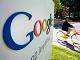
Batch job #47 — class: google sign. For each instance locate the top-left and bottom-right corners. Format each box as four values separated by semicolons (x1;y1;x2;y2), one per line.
3;12;53;50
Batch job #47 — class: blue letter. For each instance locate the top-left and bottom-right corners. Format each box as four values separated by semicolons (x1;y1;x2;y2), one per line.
3;12;33;50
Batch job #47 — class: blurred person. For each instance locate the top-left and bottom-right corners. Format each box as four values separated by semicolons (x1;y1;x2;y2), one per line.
61;19;74;39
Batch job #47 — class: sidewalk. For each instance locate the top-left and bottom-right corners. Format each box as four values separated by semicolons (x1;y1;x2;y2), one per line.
52;26;80;52
52;28;67;48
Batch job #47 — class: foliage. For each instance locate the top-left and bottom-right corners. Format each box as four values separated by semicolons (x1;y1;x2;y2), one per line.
54;0;61;14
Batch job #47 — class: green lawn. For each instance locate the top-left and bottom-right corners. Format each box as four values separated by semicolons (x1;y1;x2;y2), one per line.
52;45;80;60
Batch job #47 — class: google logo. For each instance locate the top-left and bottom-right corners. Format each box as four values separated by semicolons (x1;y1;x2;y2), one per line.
3;12;53;50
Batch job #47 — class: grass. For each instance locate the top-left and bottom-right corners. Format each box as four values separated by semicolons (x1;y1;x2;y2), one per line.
52;45;80;60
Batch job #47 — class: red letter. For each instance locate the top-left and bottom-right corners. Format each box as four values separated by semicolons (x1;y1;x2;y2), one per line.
34;20;42;37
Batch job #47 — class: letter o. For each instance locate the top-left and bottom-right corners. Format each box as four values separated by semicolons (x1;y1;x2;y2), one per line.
42;19;47;32
34;20;42;37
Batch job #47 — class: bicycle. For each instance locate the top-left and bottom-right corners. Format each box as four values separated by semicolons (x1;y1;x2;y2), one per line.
56;28;80;51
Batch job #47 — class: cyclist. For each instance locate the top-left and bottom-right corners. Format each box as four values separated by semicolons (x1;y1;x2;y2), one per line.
61;19;74;39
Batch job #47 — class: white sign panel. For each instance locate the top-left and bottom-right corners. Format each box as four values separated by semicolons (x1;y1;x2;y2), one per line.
0;0;53;60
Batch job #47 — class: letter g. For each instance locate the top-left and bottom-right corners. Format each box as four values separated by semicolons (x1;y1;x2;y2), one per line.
3;12;33;50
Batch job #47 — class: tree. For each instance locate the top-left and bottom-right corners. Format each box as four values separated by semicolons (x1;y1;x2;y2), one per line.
54;0;61;14
60;0;66;6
